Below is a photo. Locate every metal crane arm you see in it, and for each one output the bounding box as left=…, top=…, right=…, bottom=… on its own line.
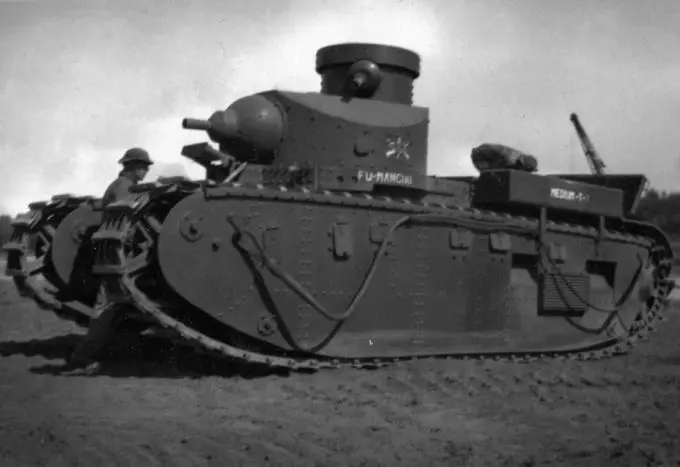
left=570, top=113, right=606, bottom=175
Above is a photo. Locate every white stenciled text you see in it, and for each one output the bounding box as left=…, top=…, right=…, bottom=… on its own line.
left=550, top=187, right=590, bottom=203
left=357, top=169, right=413, bottom=185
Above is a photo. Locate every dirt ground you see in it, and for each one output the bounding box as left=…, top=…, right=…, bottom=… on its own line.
left=0, top=281, right=679, bottom=467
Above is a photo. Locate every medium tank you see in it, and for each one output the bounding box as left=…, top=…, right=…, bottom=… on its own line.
left=89, top=42, right=675, bottom=371
left=3, top=193, right=102, bottom=326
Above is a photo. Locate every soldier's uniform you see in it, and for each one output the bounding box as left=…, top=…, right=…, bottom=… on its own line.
left=67, top=148, right=154, bottom=373
left=101, top=171, right=136, bottom=206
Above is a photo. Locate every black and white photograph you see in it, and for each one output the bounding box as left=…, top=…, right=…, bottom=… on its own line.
left=0, top=0, right=679, bottom=465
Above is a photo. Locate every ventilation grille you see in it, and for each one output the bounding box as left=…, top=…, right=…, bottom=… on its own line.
left=539, top=273, right=590, bottom=316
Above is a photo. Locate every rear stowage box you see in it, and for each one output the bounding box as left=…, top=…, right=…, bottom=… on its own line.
left=473, top=169, right=624, bottom=218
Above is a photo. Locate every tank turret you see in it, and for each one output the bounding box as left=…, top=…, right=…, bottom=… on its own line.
left=315, top=43, right=421, bottom=105
left=183, top=94, right=285, bottom=164
left=182, top=42, right=429, bottom=188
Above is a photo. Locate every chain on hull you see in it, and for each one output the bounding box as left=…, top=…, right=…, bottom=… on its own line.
left=95, top=184, right=676, bottom=372
left=3, top=201, right=96, bottom=327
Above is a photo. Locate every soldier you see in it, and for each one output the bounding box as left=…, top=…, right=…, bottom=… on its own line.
left=65, top=147, right=154, bottom=375
left=102, top=147, right=154, bottom=205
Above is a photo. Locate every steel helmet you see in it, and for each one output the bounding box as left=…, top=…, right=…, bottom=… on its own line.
left=118, top=147, right=154, bottom=166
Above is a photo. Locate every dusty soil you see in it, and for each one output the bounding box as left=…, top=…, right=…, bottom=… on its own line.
left=0, top=281, right=679, bottom=467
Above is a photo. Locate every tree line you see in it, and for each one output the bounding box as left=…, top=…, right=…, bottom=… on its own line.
left=0, top=188, right=678, bottom=254
left=634, top=189, right=680, bottom=238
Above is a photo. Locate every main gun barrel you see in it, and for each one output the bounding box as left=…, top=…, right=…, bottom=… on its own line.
left=182, top=118, right=211, bottom=131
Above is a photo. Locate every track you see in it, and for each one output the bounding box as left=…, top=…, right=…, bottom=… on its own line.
left=99, top=183, right=675, bottom=372
left=3, top=202, right=94, bottom=328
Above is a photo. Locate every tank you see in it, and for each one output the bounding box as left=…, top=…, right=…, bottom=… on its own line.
left=3, top=194, right=103, bottom=326
left=88, top=42, right=675, bottom=371
left=3, top=193, right=156, bottom=333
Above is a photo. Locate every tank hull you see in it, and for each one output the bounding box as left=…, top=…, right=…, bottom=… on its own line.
left=91, top=184, right=674, bottom=370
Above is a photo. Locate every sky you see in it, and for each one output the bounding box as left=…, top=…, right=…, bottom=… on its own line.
left=0, top=0, right=679, bottom=214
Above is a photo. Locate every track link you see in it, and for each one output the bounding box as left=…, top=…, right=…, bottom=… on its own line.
left=101, top=184, right=676, bottom=372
